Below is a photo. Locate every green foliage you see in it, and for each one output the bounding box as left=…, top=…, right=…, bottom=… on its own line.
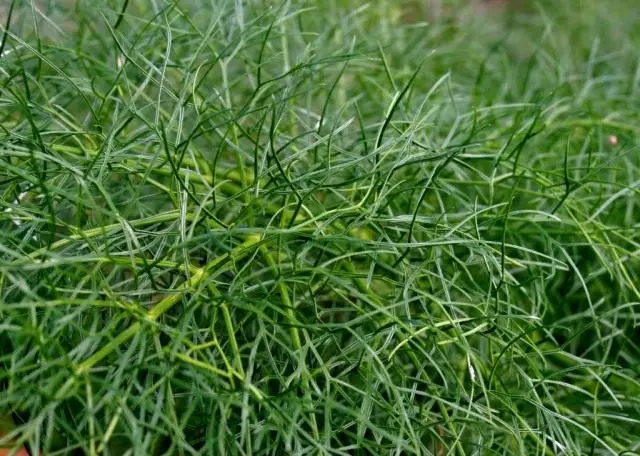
left=1, top=0, right=639, bottom=454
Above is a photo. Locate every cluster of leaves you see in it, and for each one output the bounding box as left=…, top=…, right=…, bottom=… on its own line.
left=0, top=0, right=638, bottom=454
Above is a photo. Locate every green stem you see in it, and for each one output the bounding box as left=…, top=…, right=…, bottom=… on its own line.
left=259, top=243, right=320, bottom=441
left=63, top=235, right=261, bottom=382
